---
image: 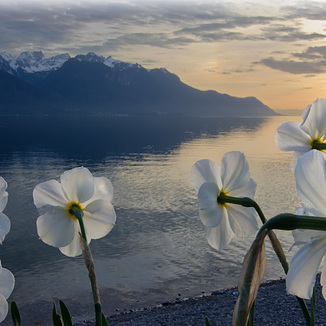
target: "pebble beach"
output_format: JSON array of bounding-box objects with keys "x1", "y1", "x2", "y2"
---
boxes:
[{"x1": 75, "y1": 275, "x2": 326, "y2": 326}]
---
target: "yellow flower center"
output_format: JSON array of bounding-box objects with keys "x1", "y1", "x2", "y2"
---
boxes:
[
  {"x1": 310, "y1": 137, "x2": 322, "y2": 145},
  {"x1": 66, "y1": 202, "x2": 84, "y2": 219},
  {"x1": 217, "y1": 189, "x2": 228, "y2": 208}
]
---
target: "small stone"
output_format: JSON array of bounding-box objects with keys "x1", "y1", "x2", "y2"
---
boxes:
[{"x1": 161, "y1": 301, "x2": 172, "y2": 306}]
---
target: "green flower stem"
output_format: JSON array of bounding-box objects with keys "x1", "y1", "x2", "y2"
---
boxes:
[
  {"x1": 218, "y1": 195, "x2": 267, "y2": 223},
  {"x1": 73, "y1": 208, "x2": 102, "y2": 326},
  {"x1": 218, "y1": 195, "x2": 310, "y2": 325},
  {"x1": 311, "y1": 142, "x2": 326, "y2": 151},
  {"x1": 73, "y1": 208, "x2": 87, "y2": 242},
  {"x1": 257, "y1": 213, "x2": 326, "y2": 236}
]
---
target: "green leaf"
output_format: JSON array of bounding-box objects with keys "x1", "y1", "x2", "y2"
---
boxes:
[
  {"x1": 311, "y1": 287, "x2": 316, "y2": 326},
  {"x1": 10, "y1": 301, "x2": 21, "y2": 326},
  {"x1": 247, "y1": 300, "x2": 255, "y2": 326},
  {"x1": 59, "y1": 300, "x2": 73, "y2": 326},
  {"x1": 101, "y1": 313, "x2": 108, "y2": 326},
  {"x1": 205, "y1": 316, "x2": 211, "y2": 326},
  {"x1": 52, "y1": 302, "x2": 63, "y2": 326}
]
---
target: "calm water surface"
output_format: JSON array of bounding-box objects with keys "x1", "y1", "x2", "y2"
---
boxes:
[{"x1": 0, "y1": 114, "x2": 301, "y2": 324}]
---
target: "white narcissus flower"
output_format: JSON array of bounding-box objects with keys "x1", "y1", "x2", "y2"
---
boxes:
[
  {"x1": 33, "y1": 167, "x2": 116, "y2": 257},
  {"x1": 0, "y1": 261, "x2": 14, "y2": 323},
  {"x1": 190, "y1": 151, "x2": 258, "y2": 250},
  {"x1": 0, "y1": 177, "x2": 10, "y2": 244},
  {"x1": 286, "y1": 150, "x2": 326, "y2": 299},
  {"x1": 275, "y1": 98, "x2": 326, "y2": 170}
]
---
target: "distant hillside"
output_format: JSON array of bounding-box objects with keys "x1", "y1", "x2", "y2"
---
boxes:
[{"x1": 0, "y1": 51, "x2": 277, "y2": 116}]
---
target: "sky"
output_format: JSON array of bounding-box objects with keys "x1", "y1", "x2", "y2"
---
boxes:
[{"x1": 1, "y1": 0, "x2": 326, "y2": 111}]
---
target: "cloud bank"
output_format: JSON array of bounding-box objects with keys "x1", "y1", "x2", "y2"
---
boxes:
[{"x1": 1, "y1": 0, "x2": 326, "y2": 75}]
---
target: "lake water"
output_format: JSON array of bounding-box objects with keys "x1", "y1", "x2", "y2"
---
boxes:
[{"x1": 0, "y1": 114, "x2": 302, "y2": 325}]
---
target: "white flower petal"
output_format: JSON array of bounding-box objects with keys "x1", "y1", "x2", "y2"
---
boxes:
[
  {"x1": 227, "y1": 205, "x2": 258, "y2": 238},
  {"x1": 59, "y1": 223, "x2": 88, "y2": 257},
  {"x1": 197, "y1": 182, "x2": 221, "y2": 228},
  {"x1": 83, "y1": 199, "x2": 116, "y2": 239},
  {"x1": 36, "y1": 206, "x2": 75, "y2": 248},
  {"x1": 0, "y1": 264, "x2": 14, "y2": 300},
  {"x1": 0, "y1": 293, "x2": 8, "y2": 323},
  {"x1": 275, "y1": 121, "x2": 311, "y2": 152},
  {"x1": 0, "y1": 178, "x2": 8, "y2": 213},
  {"x1": 292, "y1": 206, "x2": 326, "y2": 247},
  {"x1": 84, "y1": 177, "x2": 113, "y2": 205},
  {"x1": 293, "y1": 204, "x2": 325, "y2": 245},
  {"x1": 228, "y1": 178, "x2": 256, "y2": 199},
  {"x1": 292, "y1": 229, "x2": 326, "y2": 247},
  {"x1": 205, "y1": 208, "x2": 235, "y2": 250},
  {"x1": 301, "y1": 103, "x2": 311, "y2": 122},
  {"x1": 290, "y1": 151, "x2": 308, "y2": 172},
  {"x1": 0, "y1": 178, "x2": 7, "y2": 194},
  {"x1": 199, "y1": 205, "x2": 222, "y2": 228},
  {"x1": 0, "y1": 192, "x2": 8, "y2": 214},
  {"x1": 198, "y1": 182, "x2": 219, "y2": 209},
  {"x1": 296, "y1": 205, "x2": 306, "y2": 216},
  {"x1": 301, "y1": 98, "x2": 326, "y2": 138},
  {"x1": 286, "y1": 235, "x2": 326, "y2": 299},
  {"x1": 221, "y1": 152, "x2": 251, "y2": 193},
  {"x1": 295, "y1": 150, "x2": 326, "y2": 213},
  {"x1": 0, "y1": 213, "x2": 10, "y2": 244},
  {"x1": 60, "y1": 167, "x2": 94, "y2": 203},
  {"x1": 33, "y1": 180, "x2": 68, "y2": 209},
  {"x1": 190, "y1": 159, "x2": 222, "y2": 193}
]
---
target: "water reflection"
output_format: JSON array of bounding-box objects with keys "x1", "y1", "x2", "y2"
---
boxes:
[
  {"x1": 0, "y1": 115, "x2": 301, "y2": 325},
  {"x1": 0, "y1": 115, "x2": 266, "y2": 158}
]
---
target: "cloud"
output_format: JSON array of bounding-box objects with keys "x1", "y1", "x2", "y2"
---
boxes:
[
  {"x1": 283, "y1": 2, "x2": 326, "y2": 21},
  {"x1": 260, "y1": 57, "x2": 326, "y2": 74},
  {"x1": 0, "y1": 3, "x2": 83, "y2": 52},
  {"x1": 293, "y1": 46, "x2": 326, "y2": 59},
  {"x1": 0, "y1": 1, "x2": 278, "y2": 54},
  {"x1": 1, "y1": 0, "x2": 326, "y2": 63},
  {"x1": 259, "y1": 44, "x2": 326, "y2": 75},
  {"x1": 262, "y1": 30, "x2": 326, "y2": 42}
]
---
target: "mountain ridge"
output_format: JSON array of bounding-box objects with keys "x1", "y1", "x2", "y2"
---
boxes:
[{"x1": 0, "y1": 51, "x2": 277, "y2": 116}]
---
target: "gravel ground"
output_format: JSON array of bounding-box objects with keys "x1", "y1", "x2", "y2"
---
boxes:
[{"x1": 75, "y1": 275, "x2": 326, "y2": 326}]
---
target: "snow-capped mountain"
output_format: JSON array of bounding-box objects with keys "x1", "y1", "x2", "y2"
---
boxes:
[
  {"x1": 75, "y1": 52, "x2": 122, "y2": 67},
  {"x1": 0, "y1": 51, "x2": 70, "y2": 73},
  {"x1": 75, "y1": 52, "x2": 145, "y2": 70},
  {"x1": 0, "y1": 51, "x2": 129, "y2": 74}
]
